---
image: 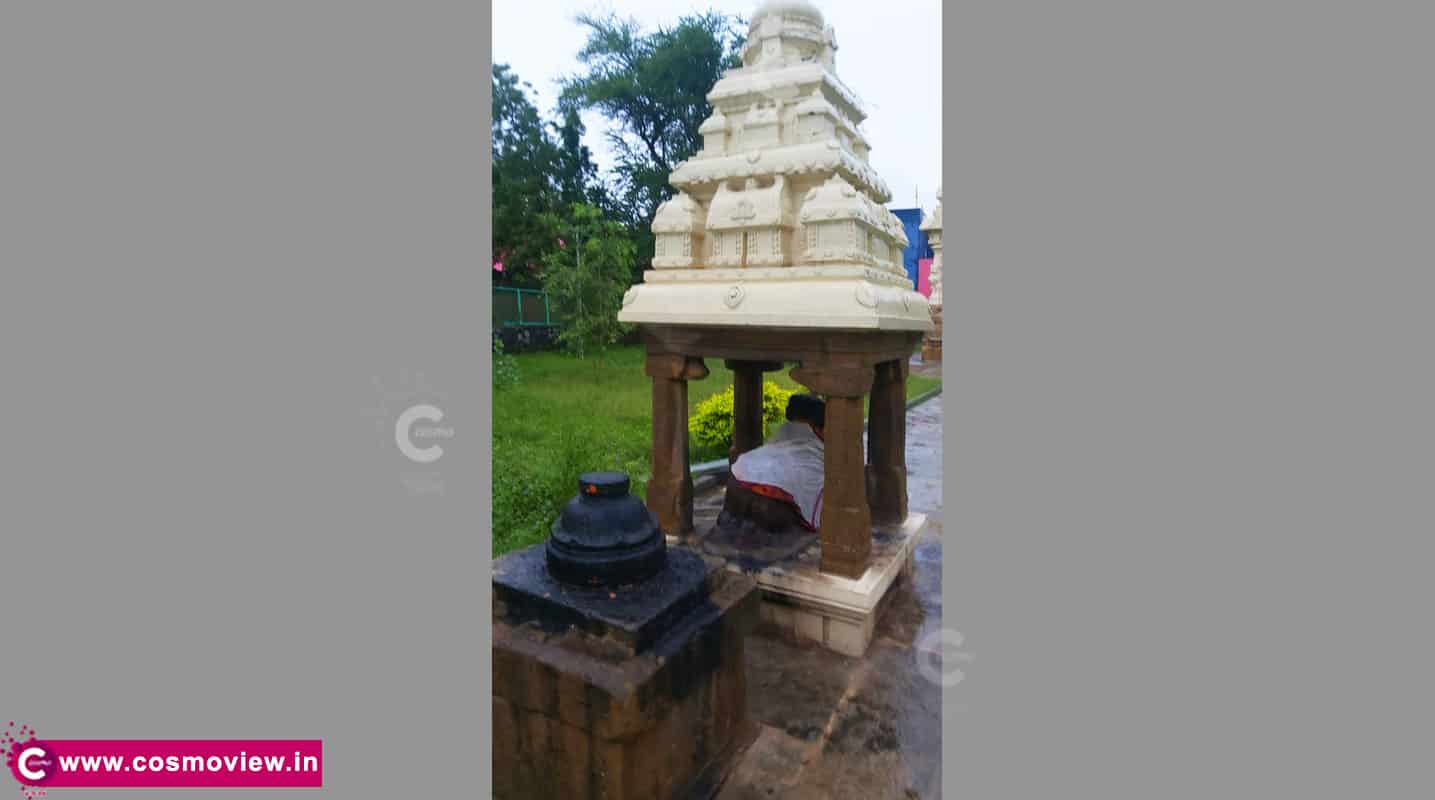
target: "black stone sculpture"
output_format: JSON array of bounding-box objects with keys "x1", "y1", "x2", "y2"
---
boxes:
[{"x1": 545, "y1": 471, "x2": 667, "y2": 587}]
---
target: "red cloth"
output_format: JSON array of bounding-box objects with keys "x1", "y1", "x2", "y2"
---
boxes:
[{"x1": 731, "y1": 477, "x2": 817, "y2": 531}]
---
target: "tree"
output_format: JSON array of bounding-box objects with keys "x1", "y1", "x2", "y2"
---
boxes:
[
  {"x1": 492, "y1": 64, "x2": 604, "y2": 287},
  {"x1": 492, "y1": 64, "x2": 558, "y2": 287},
  {"x1": 553, "y1": 105, "x2": 601, "y2": 209},
  {"x1": 541, "y1": 204, "x2": 636, "y2": 364},
  {"x1": 560, "y1": 12, "x2": 745, "y2": 273}
]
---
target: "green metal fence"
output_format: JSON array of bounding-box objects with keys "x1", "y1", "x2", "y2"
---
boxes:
[{"x1": 493, "y1": 286, "x2": 553, "y2": 327}]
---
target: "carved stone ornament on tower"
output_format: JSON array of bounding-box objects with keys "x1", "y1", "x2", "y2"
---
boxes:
[
  {"x1": 617, "y1": 0, "x2": 931, "y2": 330},
  {"x1": 920, "y1": 185, "x2": 943, "y2": 361}
]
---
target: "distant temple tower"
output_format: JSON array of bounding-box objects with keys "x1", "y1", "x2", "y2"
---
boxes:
[{"x1": 920, "y1": 186, "x2": 943, "y2": 361}]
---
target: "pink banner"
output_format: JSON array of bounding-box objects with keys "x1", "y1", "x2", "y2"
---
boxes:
[
  {"x1": 918, "y1": 258, "x2": 934, "y2": 297},
  {"x1": 8, "y1": 740, "x2": 322, "y2": 788}
]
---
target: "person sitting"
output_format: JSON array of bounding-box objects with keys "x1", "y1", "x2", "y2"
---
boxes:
[{"x1": 719, "y1": 394, "x2": 826, "y2": 534}]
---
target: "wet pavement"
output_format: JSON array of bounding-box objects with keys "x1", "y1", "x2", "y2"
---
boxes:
[
  {"x1": 715, "y1": 393, "x2": 945, "y2": 800},
  {"x1": 903, "y1": 392, "x2": 944, "y2": 516}
]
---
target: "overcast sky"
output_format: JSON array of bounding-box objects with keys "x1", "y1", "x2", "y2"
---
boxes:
[{"x1": 493, "y1": 0, "x2": 942, "y2": 213}]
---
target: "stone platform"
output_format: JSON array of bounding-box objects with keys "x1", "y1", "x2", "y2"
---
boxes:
[
  {"x1": 493, "y1": 545, "x2": 762, "y2": 800},
  {"x1": 716, "y1": 393, "x2": 946, "y2": 799},
  {"x1": 717, "y1": 515, "x2": 946, "y2": 799},
  {"x1": 671, "y1": 502, "x2": 927, "y2": 658}
]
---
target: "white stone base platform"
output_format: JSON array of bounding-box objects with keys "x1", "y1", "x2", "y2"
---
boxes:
[{"x1": 668, "y1": 512, "x2": 927, "y2": 657}]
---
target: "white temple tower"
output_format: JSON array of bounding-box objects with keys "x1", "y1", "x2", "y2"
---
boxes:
[{"x1": 618, "y1": 0, "x2": 931, "y2": 331}]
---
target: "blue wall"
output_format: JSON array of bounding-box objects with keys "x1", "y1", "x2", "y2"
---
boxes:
[{"x1": 890, "y1": 207, "x2": 933, "y2": 288}]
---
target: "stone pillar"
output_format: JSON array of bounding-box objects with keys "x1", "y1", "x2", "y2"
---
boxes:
[
  {"x1": 920, "y1": 186, "x2": 944, "y2": 362},
  {"x1": 646, "y1": 352, "x2": 708, "y2": 537},
  {"x1": 791, "y1": 364, "x2": 873, "y2": 578},
  {"x1": 867, "y1": 359, "x2": 909, "y2": 526},
  {"x1": 725, "y1": 360, "x2": 783, "y2": 463}
]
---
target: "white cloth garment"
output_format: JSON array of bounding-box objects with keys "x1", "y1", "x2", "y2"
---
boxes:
[{"x1": 730, "y1": 421, "x2": 825, "y2": 528}]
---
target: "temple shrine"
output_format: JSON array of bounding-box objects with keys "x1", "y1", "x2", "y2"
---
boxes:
[{"x1": 619, "y1": 0, "x2": 932, "y2": 656}]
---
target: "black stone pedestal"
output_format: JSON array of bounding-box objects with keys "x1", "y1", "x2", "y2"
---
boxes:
[{"x1": 493, "y1": 544, "x2": 760, "y2": 799}]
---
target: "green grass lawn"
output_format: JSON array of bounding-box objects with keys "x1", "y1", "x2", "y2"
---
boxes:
[{"x1": 492, "y1": 345, "x2": 940, "y2": 557}]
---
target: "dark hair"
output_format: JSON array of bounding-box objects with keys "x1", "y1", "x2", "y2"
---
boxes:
[{"x1": 785, "y1": 394, "x2": 826, "y2": 428}]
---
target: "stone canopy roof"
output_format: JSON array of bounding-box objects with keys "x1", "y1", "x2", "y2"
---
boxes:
[{"x1": 617, "y1": 1, "x2": 932, "y2": 333}]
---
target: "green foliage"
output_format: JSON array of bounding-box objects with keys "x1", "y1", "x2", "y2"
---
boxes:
[
  {"x1": 492, "y1": 337, "x2": 520, "y2": 390},
  {"x1": 541, "y1": 203, "x2": 636, "y2": 361},
  {"x1": 492, "y1": 427, "x2": 651, "y2": 558},
  {"x1": 689, "y1": 381, "x2": 794, "y2": 452},
  {"x1": 689, "y1": 386, "x2": 736, "y2": 452},
  {"x1": 492, "y1": 63, "x2": 604, "y2": 288},
  {"x1": 763, "y1": 381, "x2": 796, "y2": 427},
  {"x1": 560, "y1": 12, "x2": 746, "y2": 275},
  {"x1": 490, "y1": 347, "x2": 658, "y2": 558}
]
